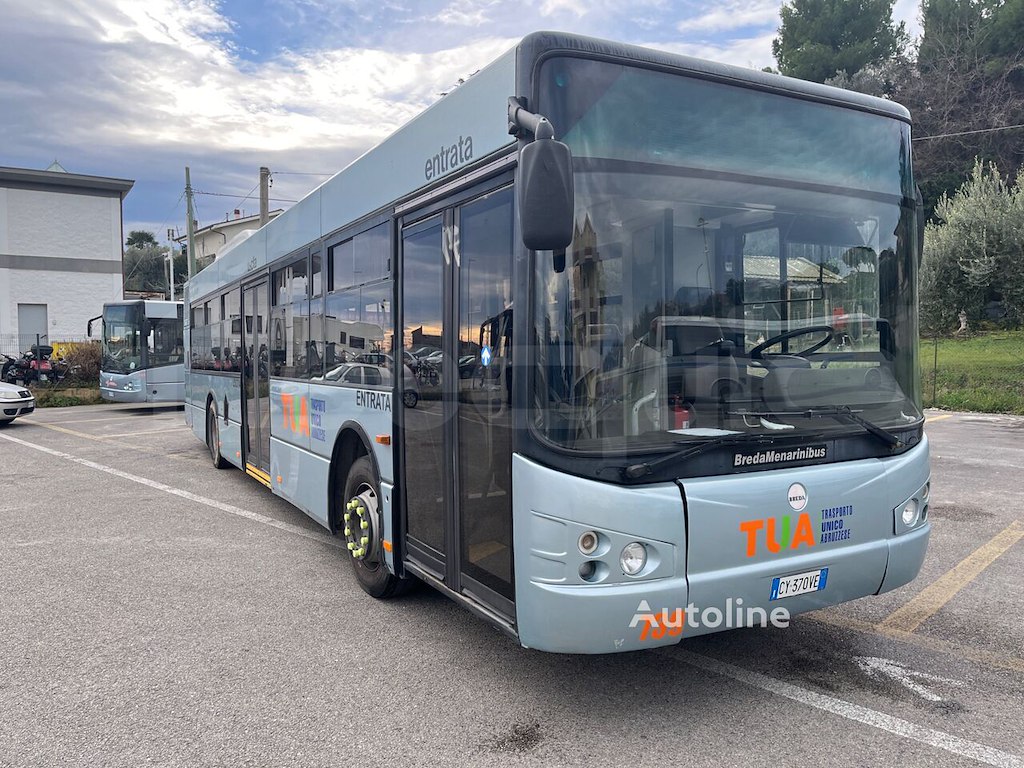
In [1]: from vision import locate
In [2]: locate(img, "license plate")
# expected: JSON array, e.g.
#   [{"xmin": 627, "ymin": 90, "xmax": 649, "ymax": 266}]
[{"xmin": 770, "ymin": 567, "xmax": 829, "ymax": 600}]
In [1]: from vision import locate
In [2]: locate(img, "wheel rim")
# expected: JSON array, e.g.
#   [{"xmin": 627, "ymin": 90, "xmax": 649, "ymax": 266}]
[{"xmin": 343, "ymin": 483, "xmax": 382, "ymax": 572}]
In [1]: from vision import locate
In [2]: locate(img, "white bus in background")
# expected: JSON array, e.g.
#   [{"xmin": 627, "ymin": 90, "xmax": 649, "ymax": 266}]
[{"xmin": 89, "ymin": 300, "xmax": 185, "ymax": 403}]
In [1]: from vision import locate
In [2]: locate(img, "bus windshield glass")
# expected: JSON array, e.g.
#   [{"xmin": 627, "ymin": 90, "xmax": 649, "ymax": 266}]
[
  {"xmin": 102, "ymin": 304, "xmax": 143, "ymax": 374},
  {"xmin": 533, "ymin": 57, "xmax": 921, "ymax": 453}
]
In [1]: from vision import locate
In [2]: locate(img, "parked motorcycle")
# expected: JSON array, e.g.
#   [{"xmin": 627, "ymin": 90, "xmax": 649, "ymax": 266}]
[
  {"xmin": 0, "ymin": 354, "xmax": 18, "ymax": 383},
  {"xmin": 2, "ymin": 345, "xmax": 59, "ymax": 385}
]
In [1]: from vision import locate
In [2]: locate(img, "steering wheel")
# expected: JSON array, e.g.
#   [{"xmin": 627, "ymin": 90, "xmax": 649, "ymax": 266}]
[{"xmin": 750, "ymin": 325, "xmax": 834, "ymax": 360}]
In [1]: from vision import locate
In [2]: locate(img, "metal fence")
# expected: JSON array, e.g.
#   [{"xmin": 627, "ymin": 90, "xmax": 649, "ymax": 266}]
[{"xmin": 0, "ymin": 334, "xmax": 93, "ymax": 358}]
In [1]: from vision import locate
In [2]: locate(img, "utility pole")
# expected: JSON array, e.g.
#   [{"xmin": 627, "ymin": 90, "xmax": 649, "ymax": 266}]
[
  {"xmin": 185, "ymin": 166, "xmax": 197, "ymax": 280},
  {"xmin": 259, "ymin": 166, "xmax": 270, "ymax": 227}
]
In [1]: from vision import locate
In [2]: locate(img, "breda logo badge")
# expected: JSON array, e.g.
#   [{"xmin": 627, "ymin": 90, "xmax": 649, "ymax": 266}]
[{"xmin": 788, "ymin": 482, "xmax": 808, "ymax": 511}]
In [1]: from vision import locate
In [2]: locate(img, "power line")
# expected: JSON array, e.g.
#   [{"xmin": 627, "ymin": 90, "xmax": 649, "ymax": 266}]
[
  {"xmin": 193, "ymin": 189, "xmax": 298, "ymax": 203},
  {"xmin": 913, "ymin": 123, "xmax": 1024, "ymax": 141},
  {"xmin": 270, "ymin": 171, "xmax": 333, "ymax": 177}
]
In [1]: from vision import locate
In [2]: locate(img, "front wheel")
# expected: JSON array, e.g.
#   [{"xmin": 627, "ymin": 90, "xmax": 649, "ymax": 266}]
[
  {"xmin": 341, "ymin": 455, "xmax": 415, "ymax": 598},
  {"xmin": 207, "ymin": 403, "xmax": 230, "ymax": 469}
]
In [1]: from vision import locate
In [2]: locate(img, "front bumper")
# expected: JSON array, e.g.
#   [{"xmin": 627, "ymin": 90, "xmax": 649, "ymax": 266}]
[
  {"xmin": 1, "ymin": 398, "xmax": 35, "ymax": 419},
  {"xmin": 100, "ymin": 387, "xmax": 148, "ymax": 403},
  {"xmin": 512, "ymin": 439, "xmax": 930, "ymax": 654}
]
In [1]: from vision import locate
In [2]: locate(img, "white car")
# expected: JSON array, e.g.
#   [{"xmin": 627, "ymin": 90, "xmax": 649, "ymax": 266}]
[{"xmin": 0, "ymin": 381, "xmax": 35, "ymax": 425}]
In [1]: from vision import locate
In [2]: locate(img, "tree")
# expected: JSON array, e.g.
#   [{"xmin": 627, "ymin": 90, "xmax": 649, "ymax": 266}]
[
  {"xmin": 123, "ymin": 230, "xmax": 171, "ymax": 296},
  {"xmin": 126, "ymin": 230, "xmax": 159, "ymax": 249},
  {"xmin": 920, "ymin": 160, "xmax": 1024, "ymax": 332},
  {"xmin": 772, "ymin": 0, "xmax": 908, "ymax": 83},
  {"xmin": 906, "ymin": 0, "xmax": 1024, "ymax": 216}
]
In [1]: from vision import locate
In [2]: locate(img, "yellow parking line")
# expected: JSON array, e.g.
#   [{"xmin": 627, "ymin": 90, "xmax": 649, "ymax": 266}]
[
  {"xmin": 878, "ymin": 520, "xmax": 1024, "ymax": 633},
  {"xmin": 23, "ymin": 415, "xmax": 165, "ymax": 425},
  {"xmin": 101, "ymin": 427, "xmax": 187, "ymax": 439},
  {"xmin": 925, "ymin": 413, "xmax": 953, "ymax": 423},
  {"xmin": 26, "ymin": 421, "xmax": 194, "ymax": 461}
]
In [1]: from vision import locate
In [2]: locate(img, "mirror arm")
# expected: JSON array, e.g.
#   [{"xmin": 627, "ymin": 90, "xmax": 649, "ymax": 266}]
[{"xmin": 508, "ymin": 97, "xmax": 556, "ymax": 141}]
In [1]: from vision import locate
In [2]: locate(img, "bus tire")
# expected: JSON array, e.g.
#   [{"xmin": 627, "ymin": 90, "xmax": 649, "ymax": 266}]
[
  {"xmin": 207, "ymin": 402, "xmax": 230, "ymax": 469},
  {"xmin": 342, "ymin": 455, "xmax": 415, "ymax": 599}
]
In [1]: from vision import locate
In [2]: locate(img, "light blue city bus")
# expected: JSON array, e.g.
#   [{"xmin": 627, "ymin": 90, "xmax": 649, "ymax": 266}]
[
  {"xmin": 92, "ymin": 300, "xmax": 185, "ymax": 403},
  {"xmin": 185, "ymin": 32, "xmax": 930, "ymax": 653}
]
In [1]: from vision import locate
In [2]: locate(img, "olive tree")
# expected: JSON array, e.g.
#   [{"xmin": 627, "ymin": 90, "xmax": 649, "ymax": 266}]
[{"xmin": 921, "ymin": 160, "xmax": 1024, "ymax": 332}]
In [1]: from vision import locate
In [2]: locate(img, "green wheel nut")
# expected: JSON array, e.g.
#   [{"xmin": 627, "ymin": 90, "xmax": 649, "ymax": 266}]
[
  {"xmin": 360, "ymin": 520, "xmax": 369, "ymax": 530},
  {"xmin": 344, "ymin": 527, "xmax": 351, "ymax": 536},
  {"xmin": 347, "ymin": 542, "xmax": 355, "ymax": 551},
  {"xmin": 344, "ymin": 513, "xmax": 351, "ymax": 522},
  {"xmin": 361, "ymin": 536, "xmax": 369, "ymax": 546}
]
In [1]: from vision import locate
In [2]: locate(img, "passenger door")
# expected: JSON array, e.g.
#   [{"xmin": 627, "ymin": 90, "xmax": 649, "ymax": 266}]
[
  {"xmin": 242, "ymin": 279, "xmax": 271, "ymax": 479},
  {"xmin": 399, "ymin": 183, "xmax": 516, "ymax": 622}
]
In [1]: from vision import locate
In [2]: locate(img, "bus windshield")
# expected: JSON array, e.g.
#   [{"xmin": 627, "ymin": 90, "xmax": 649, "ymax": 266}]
[
  {"xmin": 102, "ymin": 304, "xmax": 143, "ymax": 374},
  {"xmin": 533, "ymin": 58, "xmax": 921, "ymax": 454}
]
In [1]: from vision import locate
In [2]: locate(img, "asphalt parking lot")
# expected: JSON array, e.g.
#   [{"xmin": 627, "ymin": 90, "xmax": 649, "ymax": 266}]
[{"xmin": 1, "ymin": 405, "xmax": 1022, "ymax": 767}]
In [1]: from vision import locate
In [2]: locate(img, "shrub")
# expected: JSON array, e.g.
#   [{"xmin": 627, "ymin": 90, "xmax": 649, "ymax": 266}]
[{"xmin": 61, "ymin": 341, "xmax": 102, "ymax": 385}]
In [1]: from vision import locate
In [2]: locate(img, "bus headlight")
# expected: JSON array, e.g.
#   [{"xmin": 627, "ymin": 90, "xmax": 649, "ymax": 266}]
[
  {"xmin": 620, "ymin": 542, "xmax": 647, "ymax": 576},
  {"xmin": 899, "ymin": 498, "xmax": 920, "ymax": 527}
]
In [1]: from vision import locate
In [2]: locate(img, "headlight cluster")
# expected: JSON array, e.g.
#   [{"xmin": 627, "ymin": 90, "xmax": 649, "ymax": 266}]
[
  {"xmin": 0, "ymin": 390, "xmax": 24, "ymax": 400},
  {"xmin": 576, "ymin": 529, "xmax": 652, "ymax": 581},
  {"xmin": 894, "ymin": 480, "xmax": 929, "ymax": 534}
]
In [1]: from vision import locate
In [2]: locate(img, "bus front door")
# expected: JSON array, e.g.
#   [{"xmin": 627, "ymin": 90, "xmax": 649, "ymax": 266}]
[
  {"xmin": 399, "ymin": 183, "xmax": 515, "ymax": 626},
  {"xmin": 242, "ymin": 279, "xmax": 271, "ymax": 481}
]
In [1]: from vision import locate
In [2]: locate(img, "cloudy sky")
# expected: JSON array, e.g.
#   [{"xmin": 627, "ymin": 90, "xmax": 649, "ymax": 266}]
[{"xmin": 0, "ymin": 0, "xmax": 923, "ymax": 241}]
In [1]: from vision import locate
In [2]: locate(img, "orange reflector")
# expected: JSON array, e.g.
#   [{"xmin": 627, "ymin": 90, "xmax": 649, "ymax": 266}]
[
  {"xmin": 382, "ymin": 540, "xmax": 393, "ymax": 552},
  {"xmin": 235, "ymin": 451, "xmax": 241, "ymax": 458},
  {"xmin": 375, "ymin": 434, "xmax": 391, "ymax": 445},
  {"xmin": 277, "ymin": 475, "xmax": 283, "ymax": 484}
]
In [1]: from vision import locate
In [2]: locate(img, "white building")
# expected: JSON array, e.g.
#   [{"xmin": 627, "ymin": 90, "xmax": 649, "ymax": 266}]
[
  {"xmin": 0, "ymin": 163, "xmax": 133, "ymax": 350},
  {"xmin": 176, "ymin": 209, "xmax": 283, "ymax": 267}
]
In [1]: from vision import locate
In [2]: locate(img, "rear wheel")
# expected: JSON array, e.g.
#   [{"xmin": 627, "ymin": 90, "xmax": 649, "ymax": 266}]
[
  {"xmin": 341, "ymin": 455, "xmax": 415, "ymax": 598},
  {"xmin": 207, "ymin": 403, "xmax": 230, "ymax": 469}
]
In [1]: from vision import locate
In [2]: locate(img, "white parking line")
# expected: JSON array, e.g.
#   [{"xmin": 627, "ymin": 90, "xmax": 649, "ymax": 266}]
[
  {"xmin": 0, "ymin": 432, "xmax": 341, "ymax": 550},
  {"xmin": 664, "ymin": 648, "xmax": 1024, "ymax": 768}
]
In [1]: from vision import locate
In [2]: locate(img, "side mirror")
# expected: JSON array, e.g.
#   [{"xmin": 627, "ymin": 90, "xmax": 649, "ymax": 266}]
[{"xmin": 519, "ymin": 138, "xmax": 574, "ymax": 252}]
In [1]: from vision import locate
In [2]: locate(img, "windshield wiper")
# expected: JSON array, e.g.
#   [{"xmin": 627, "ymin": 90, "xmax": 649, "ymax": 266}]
[
  {"xmin": 730, "ymin": 406, "xmax": 904, "ymax": 450},
  {"xmin": 802, "ymin": 405, "xmax": 905, "ymax": 449},
  {"xmin": 620, "ymin": 433, "xmax": 778, "ymax": 480}
]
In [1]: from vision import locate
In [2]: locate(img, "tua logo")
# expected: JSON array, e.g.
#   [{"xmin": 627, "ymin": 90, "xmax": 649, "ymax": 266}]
[
  {"xmin": 280, "ymin": 392, "xmax": 310, "ymax": 436},
  {"xmin": 629, "ymin": 600, "xmax": 684, "ymax": 642},
  {"xmin": 739, "ymin": 514, "xmax": 816, "ymax": 557}
]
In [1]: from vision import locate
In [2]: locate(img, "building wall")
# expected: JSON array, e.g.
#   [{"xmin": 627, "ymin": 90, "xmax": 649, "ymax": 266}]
[
  {"xmin": 2, "ymin": 269, "xmax": 121, "ymax": 344},
  {"xmin": 0, "ymin": 184, "xmax": 124, "ymax": 345}
]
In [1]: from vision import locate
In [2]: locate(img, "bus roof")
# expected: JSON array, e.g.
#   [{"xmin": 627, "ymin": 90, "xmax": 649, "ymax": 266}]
[{"xmin": 187, "ymin": 31, "xmax": 911, "ymax": 303}]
